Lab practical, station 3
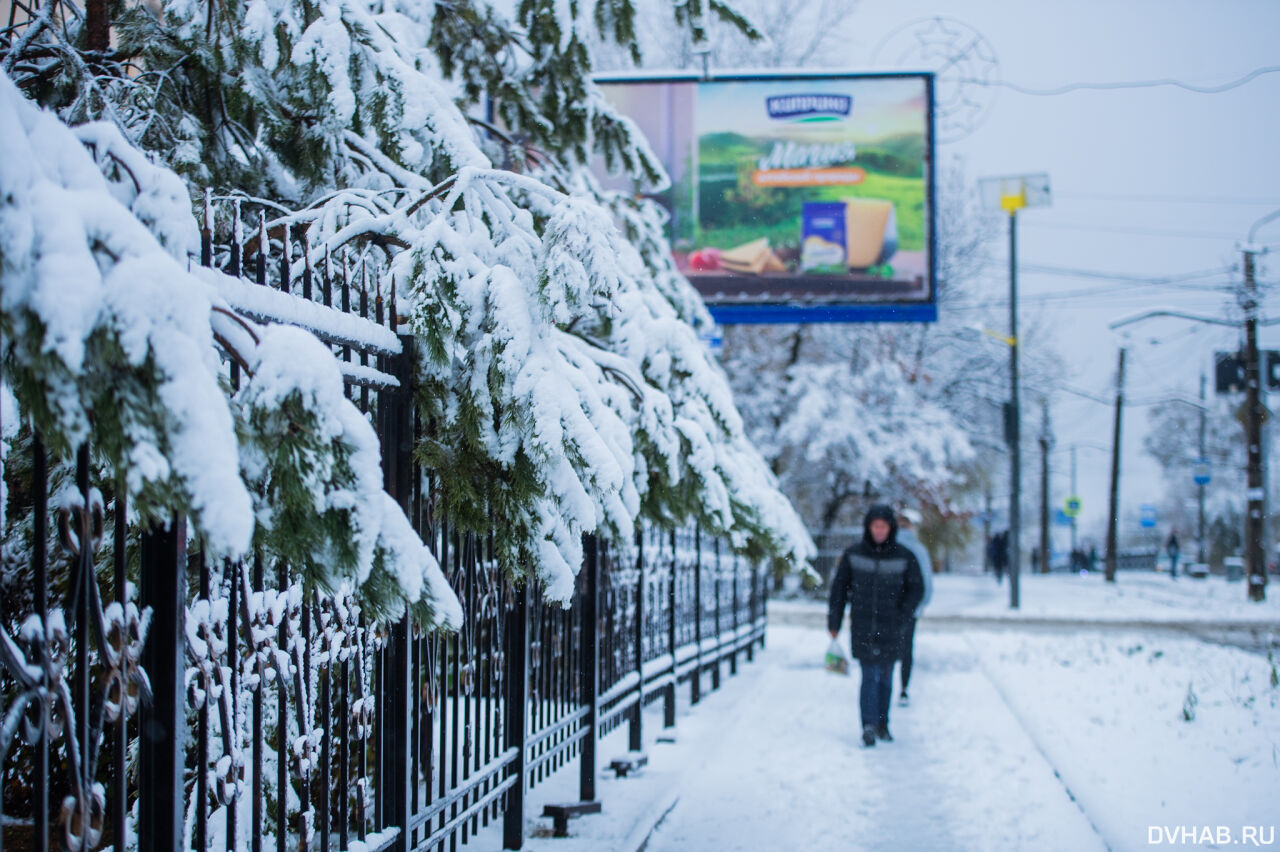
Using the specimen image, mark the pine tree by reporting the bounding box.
[2,0,815,604]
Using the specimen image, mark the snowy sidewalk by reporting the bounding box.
[643,626,1105,852]
[470,587,1279,851]
[634,623,1278,852]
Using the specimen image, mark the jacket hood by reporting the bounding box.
[862,504,898,549]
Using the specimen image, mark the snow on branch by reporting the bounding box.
[0,71,460,628]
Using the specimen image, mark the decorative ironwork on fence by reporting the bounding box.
[0,196,768,852]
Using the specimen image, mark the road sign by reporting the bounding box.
[1193,459,1211,486]
[1053,508,1072,527]
[1139,504,1157,528]
[1064,496,1081,518]
[979,173,1052,214]
[1235,401,1271,427]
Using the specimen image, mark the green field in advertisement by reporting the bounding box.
[595,74,935,313]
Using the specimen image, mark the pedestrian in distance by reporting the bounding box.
[990,530,1009,584]
[895,508,932,707]
[1166,530,1181,580]
[828,504,925,747]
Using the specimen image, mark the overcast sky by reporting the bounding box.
[836,0,1280,543]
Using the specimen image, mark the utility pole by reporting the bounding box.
[1039,399,1052,573]
[1070,446,1078,558]
[1105,348,1126,583]
[1242,246,1268,601]
[1197,372,1207,565]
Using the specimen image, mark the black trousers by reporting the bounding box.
[899,618,918,692]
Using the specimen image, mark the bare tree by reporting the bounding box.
[591,0,863,72]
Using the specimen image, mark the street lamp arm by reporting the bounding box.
[1109,309,1237,329]
[1247,208,1280,245]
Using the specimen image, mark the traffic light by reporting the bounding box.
[1214,351,1280,393]
[1215,352,1245,394]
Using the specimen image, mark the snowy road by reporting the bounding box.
[643,627,1106,852]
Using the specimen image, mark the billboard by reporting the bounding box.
[594,72,936,323]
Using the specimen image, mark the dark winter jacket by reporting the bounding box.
[827,505,926,662]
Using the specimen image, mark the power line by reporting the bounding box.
[967,262,1236,302]
[958,64,1280,96]
[945,296,1231,312]
[1018,264,1235,288]
[1019,221,1247,241]
[1055,191,1280,207]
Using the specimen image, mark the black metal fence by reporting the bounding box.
[0,198,768,852]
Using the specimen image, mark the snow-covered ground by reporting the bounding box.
[974,629,1280,851]
[471,572,1280,851]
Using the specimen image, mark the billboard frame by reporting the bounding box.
[594,69,937,324]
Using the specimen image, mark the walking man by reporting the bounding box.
[990,530,1009,584]
[1166,530,1181,579]
[828,504,925,747]
[895,508,932,707]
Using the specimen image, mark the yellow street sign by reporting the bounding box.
[981,328,1016,347]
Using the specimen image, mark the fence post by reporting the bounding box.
[761,571,769,650]
[729,554,738,676]
[664,529,676,729]
[379,334,415,849]
[711,538,721,691]
[630,527,644,752]
[138,514,187,852]
[746,564,756,662]
[691,524,701,706]
[503,580,529,849]
[580,535,599,801]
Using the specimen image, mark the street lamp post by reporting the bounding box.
[1009,208,1021,606]
[1196,373,1209,565]
[1070,446,1078,556]
[980,173,1051,609]
[1039,399,1052,573]
[1105,348,1126,583]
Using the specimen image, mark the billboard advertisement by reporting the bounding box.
[594,72,936,323]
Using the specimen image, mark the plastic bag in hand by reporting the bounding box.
[825,638,850,675]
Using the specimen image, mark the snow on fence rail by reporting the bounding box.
[0,197,768,852]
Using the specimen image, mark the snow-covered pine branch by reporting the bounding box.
[0,70,253,555]
[9,0,814,597]
[0,73,461,628]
